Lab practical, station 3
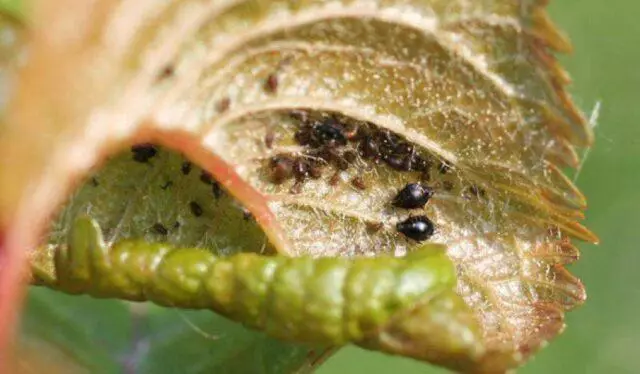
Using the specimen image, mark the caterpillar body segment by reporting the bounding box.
[32,217,470,350]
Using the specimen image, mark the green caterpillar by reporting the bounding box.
[31,217,485,371]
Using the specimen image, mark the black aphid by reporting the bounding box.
[90,177,99,187]
[392,183,434,209]
[152,223,168,235]
[212,182,223,199]
[131,144,158,163]
[200,171,213,185]
[242,208,253,221]
[396,216,435,242]
[181,161,192,175]
[312,117,347,147]
[189,201,203,217]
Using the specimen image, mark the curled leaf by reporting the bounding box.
[0,0,596,372]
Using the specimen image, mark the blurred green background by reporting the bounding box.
[321,1,640,373]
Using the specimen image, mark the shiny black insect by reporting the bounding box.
[152,223,168,235]
[212,182,223,199]
[181,161,192,175]
[396,216,435,242]
[392,183,434,209]
[189,201,203,217]
[131,144,158,163]
[200,171,213,185]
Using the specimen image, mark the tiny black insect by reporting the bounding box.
[90,177,99,187]
[396,216,435,242]
[152,223,168,235]
[242,208,253,221]
[131,144,158,163]
[200,171,213,185]
[392,183,434,209]
[312,117,347,147]
[189,201,203,217]
[212,182,223,199]
[181,161,192,175]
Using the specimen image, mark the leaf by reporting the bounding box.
[0,1,596,373]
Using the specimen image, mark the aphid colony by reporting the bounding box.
[125,113,484,244]
[266,112,445,242]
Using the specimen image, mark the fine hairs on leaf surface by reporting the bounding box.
[0,1,597,373]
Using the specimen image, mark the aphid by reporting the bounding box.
[90,177,99,187]
[438,161,452,174]
[396,216,435,242]
[161,181,173,190]
[334,153,349,171]
[265,73,278,93]
[309,164,323,179]
[392,183,434,209]
[200,171,213,185]
[269,155,294,184]
[412,155,431,172]
[384,154,407,171]
[131,144,158,163]
[312,117,347,147]
[294,126,312,146]
[265,130,276,149]
[351,176,367,190]
[358,136,380,159]
[343,150,357,164]
[152,223,168,235]
[242,208,253,221]
[329,172,341,186]
[189,201,203,217]
[158,65,174,80]
[181,161,192,175]
[216,97,231,113]
[173,221,181,229]
[212,182,223,199]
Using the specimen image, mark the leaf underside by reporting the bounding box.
[0,1,596,373]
